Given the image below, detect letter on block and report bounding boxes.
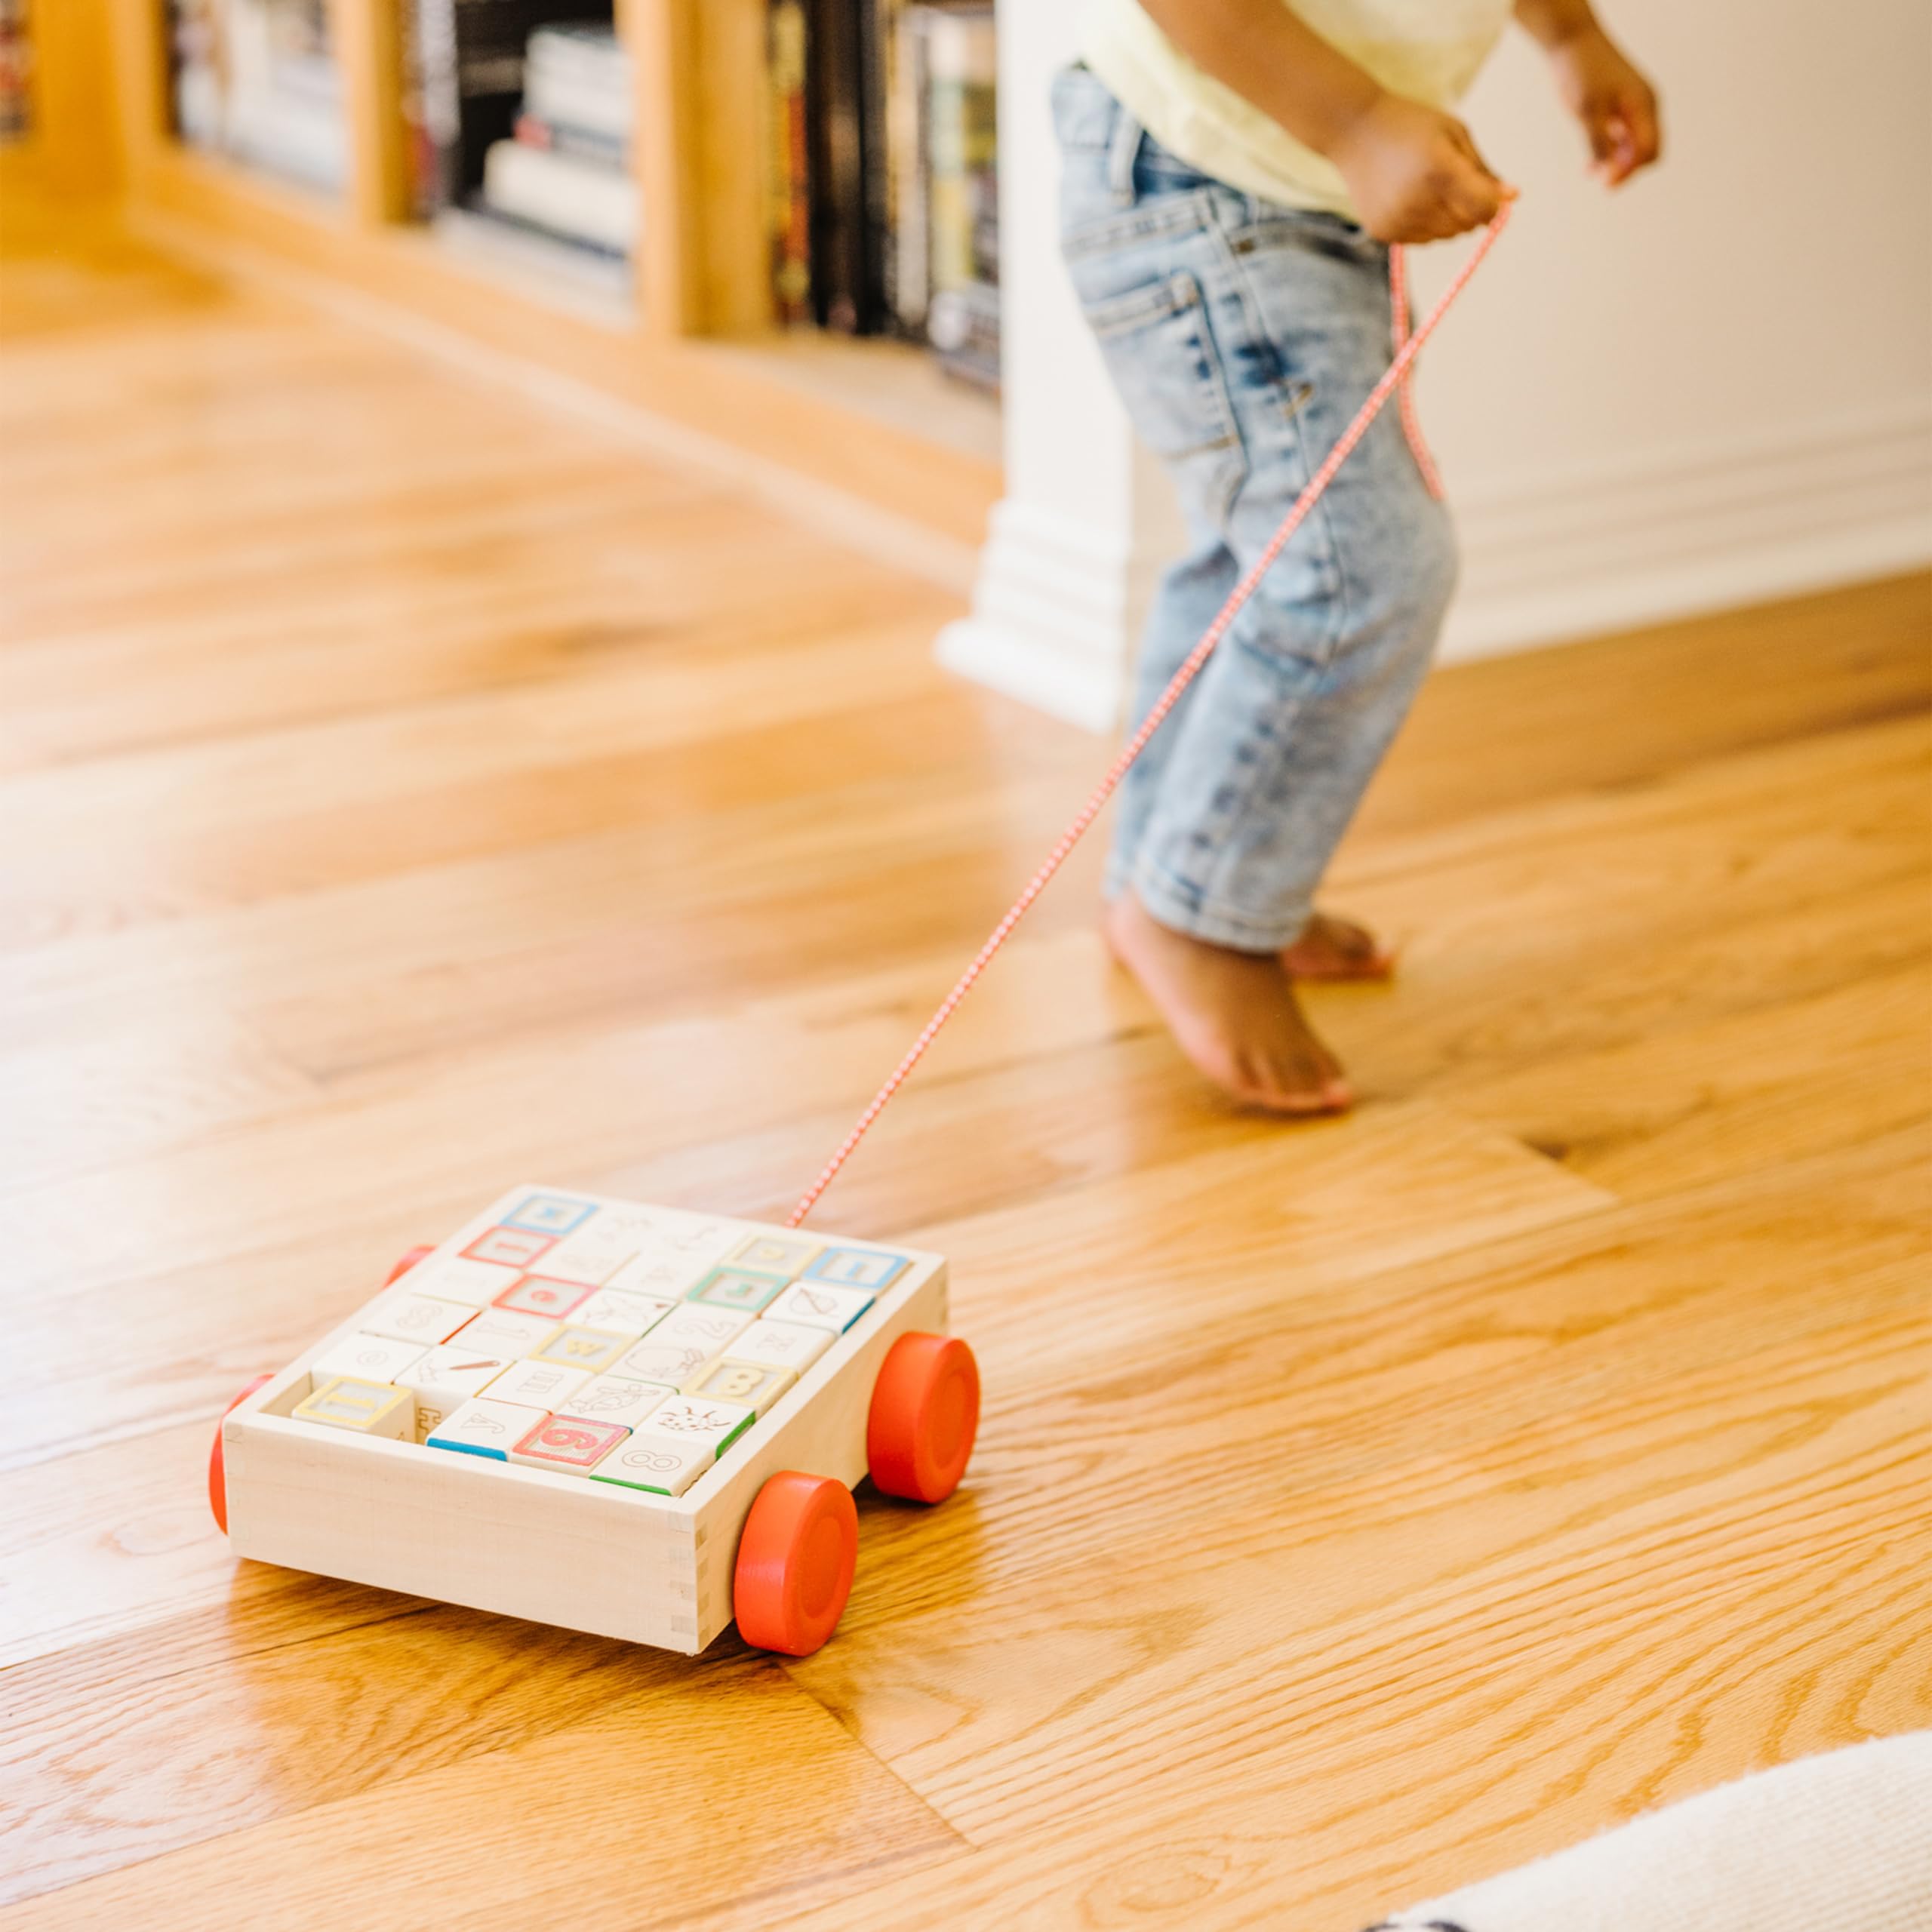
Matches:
[400,1347,512,1441]
[805,1245,910,1291]
[492,1275,593,1321]
[293,1377,414,1439]
[561,1374,675,1429]
[768,1280,875,1334]
[590,1431,713,1497]
[726,1232,822,1278]
[502,1192,598,1236]
[722,1318,833,1377]
[453,1309,561,1358]
[682,1358,796,1416]
[461,1226,558,1269]
[309,1332,427,1391]
[426,1396,543,1460]
[363,1289,475,1348]
[530,1326,632,1376]
[570,1288,673,1339]
[687,1266,789,1315]
[488,1358,593,1411]
[651,1304,755,1356]
[509,1414,629,1474]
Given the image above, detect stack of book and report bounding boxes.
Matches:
[478,23,637,258]
[170,0,349,192]
[768,0,998,388]
[0,0,29,143]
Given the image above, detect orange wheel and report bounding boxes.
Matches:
[386,1244,435,1286]
[867,1332,979,1504]
[208,1374,275,1535]
[733,1472,858,1656]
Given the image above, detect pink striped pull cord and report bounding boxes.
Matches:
[1388,242,1448,500]
[786,201,1514,1228]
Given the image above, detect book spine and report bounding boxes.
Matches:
[767,0,811,325]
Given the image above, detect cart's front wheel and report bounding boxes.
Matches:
[868,1333,979,1504]
[386,1244,435,1285]
[208,1374,275,1535]
[733,1471,858,1656]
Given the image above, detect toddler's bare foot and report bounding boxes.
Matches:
[1105,893,1354,1115]
[1281,911,1394,981]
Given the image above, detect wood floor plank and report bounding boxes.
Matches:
[5,208,1926,1932]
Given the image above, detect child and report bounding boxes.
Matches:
[1060,0,1659,1112]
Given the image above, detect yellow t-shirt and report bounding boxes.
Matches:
[1079,0,1512,220]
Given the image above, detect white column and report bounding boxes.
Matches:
[934,0,1181,734]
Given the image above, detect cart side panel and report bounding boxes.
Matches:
[226,1412,705,1651]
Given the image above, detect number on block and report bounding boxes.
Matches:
[509,1415,629,1472]
[681,1358,796,1415]
[590,1431,714,1496]
[362,1290,476,1348]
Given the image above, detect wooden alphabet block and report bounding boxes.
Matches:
[500,1192,598,1237]
[570,1288,674,1339]
[393,1256,525,1307]
[363,1289,477,1349]
[292,1377,414,1439]
[491,1274,593,1321]
[721,1318,833,1377]
[686,1266,788,1315]
[308,1332,427,1391]
[589,1430,714,1497]
[725,1231,822,1278]
[681,1358,796,1416]
[768,1279,876,1334]
[531,1208,653,1284]
[460,1226,559,1270]
[488,1358,594,1411]
[399,1346,513,1442]
[508,1414,629,1474]
[603,1244,720,1300]
[451,1308,561,1358]
[650,1303,756,1361]
[561,1374,675,1429]
[611,1339,711,1389]
[426,1396,545,1461]
[804,1244,911,1291]
[635,1395,755,1456]
[529,1325,632,1377]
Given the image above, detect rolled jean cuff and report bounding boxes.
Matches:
[1126,856,1312,953]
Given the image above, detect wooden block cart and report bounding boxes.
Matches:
[208,1185,979,1656]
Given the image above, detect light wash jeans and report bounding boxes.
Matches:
[1054,66,1457,952]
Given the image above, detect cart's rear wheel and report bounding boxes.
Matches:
[208,1374,275,1535]
[386,1244,435,1285]
[867,1333,979,1504]
[733,1471,858,1656]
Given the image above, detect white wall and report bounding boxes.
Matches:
[945,0,1932,726]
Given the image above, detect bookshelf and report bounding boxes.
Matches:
[63,0,999,555]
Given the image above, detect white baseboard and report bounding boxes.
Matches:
[942,406,1931,729]
[1441,405,1932,659]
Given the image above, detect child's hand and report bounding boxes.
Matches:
[1546,26,1660,185]
[1327,94,1511,245]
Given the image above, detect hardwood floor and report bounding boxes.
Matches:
[2,216,1927,1932]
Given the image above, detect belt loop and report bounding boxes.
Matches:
[1105,104,1143,207]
